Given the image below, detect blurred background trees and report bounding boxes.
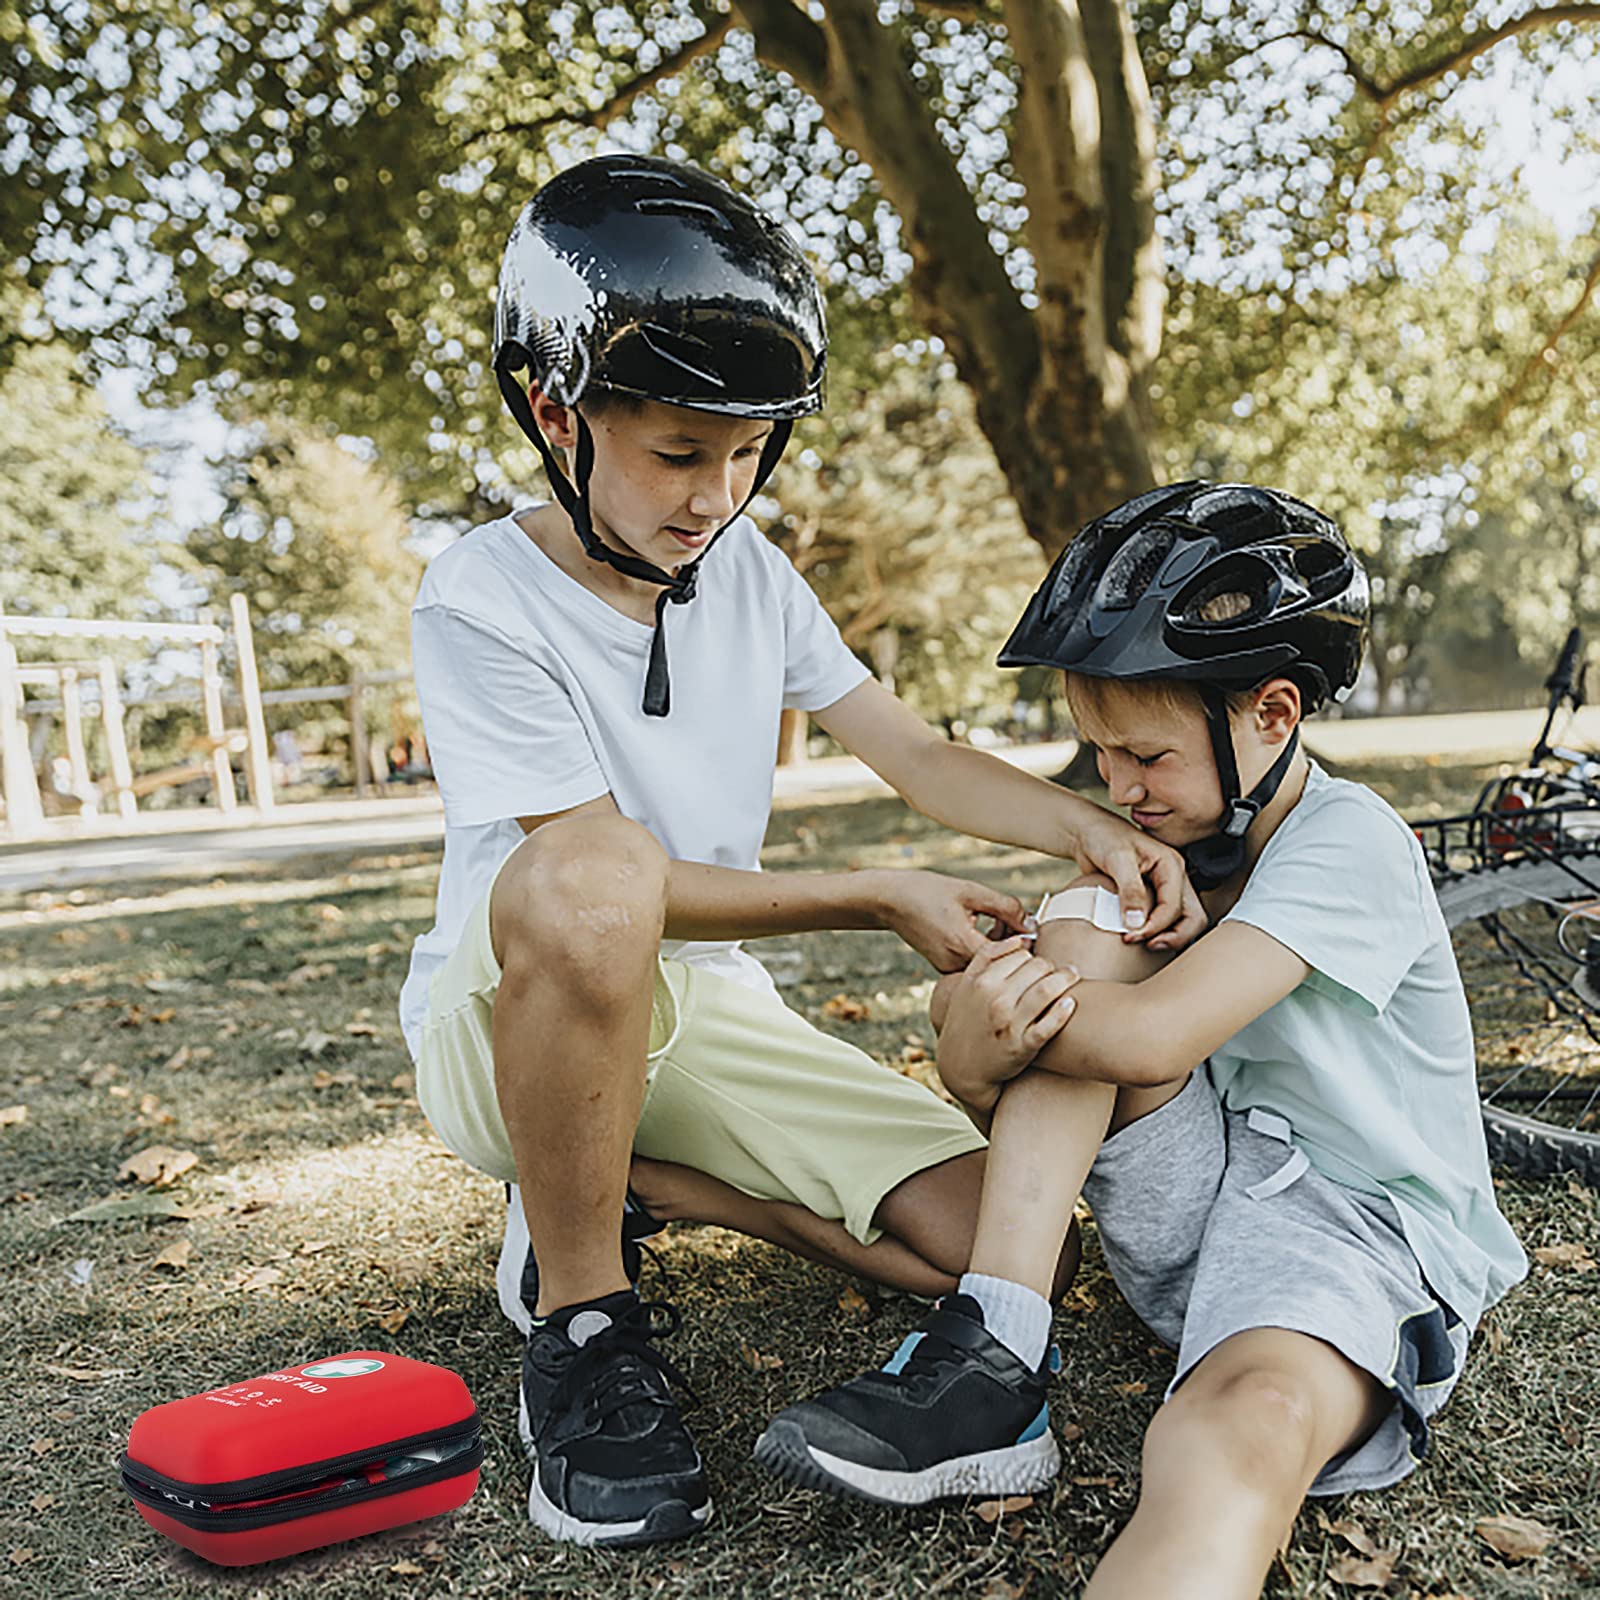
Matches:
[3,0,1597,724]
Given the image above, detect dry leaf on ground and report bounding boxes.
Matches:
[0,1105,28,1128]
[389,1559,424,1575]
[1319,1515,1377,1556]
[45,1365,130,1382]
[153,1239,193,1271]
[837,1285,871,1320]
[974,1495,1034,1523]
[1113,1380,1146,1396]
[117,1146,198,1187]
[225,1265,284,1294]
[740,1342,783,1372]
[1329,1549,1395,1589]
[1531,1242,1597,1272]
[822,993,871,1022]
[1475,1513,1554,1560]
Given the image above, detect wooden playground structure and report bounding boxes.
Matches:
[0,595,276,843]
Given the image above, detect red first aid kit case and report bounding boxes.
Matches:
[120,1351,482,1566]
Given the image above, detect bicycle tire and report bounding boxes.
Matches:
[1436,852,1600,1184]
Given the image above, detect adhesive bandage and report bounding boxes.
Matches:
[1035,885,1135,934]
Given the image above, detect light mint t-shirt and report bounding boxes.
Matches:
[1213,761,1527,1327]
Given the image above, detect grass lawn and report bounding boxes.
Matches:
[1,754,1596,1598]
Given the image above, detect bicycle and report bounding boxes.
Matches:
[1412,628,1600,1183]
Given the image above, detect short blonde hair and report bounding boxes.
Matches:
[1062,672,1254,748]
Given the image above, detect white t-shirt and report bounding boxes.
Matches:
[1215,761,1528,1327]
[397,510,871,1059]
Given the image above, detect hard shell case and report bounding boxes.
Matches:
[120,1350,482,1566]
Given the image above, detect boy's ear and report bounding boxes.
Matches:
[527,383,578,450]
[1253,677,1302,744]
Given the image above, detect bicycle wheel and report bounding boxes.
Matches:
[1436,851,1600,1184]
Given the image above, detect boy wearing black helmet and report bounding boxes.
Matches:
[398,157,1204,1550]
[758,483,1526,1597]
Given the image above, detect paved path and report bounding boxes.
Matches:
[4,705,1595,895]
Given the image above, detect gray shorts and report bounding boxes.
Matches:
[1081,1069,1471,1495]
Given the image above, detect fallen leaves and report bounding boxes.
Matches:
[222,1265,284,1294]
[64,1193,221,1223]
[1531,1241,1597,1272]
[974,1495,1034,1523]
[1475,1512,1554,1561]
[837,1285,871,1321]
[0,1105,28,1128]
[117,1146,198,1187]
[740,1341,783,1372]
[822,993,871,1022]
[152,1238,193,1272]
[1319,1514,1399,1588]
[44,1364,131,1382]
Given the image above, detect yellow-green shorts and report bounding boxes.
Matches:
[415,880,986,1246]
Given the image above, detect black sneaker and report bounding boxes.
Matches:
[753,1294,1060,1506]
[498,1184,664,1334]
[519,1289,712,1546]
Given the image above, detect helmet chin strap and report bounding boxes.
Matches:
[1181,685,1300,891]
[495,355,791,716]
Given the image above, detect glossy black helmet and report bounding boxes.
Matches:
[491,155,827,718]
[494,153,826,420]
[998,480,1369,712]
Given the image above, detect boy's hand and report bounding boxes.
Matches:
[1067,807,1207,952]
[933,936,1080,1117]
[874,870,1034,973]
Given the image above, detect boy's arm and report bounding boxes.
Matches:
[517,795,1030,970]
[1030,921,1311,1087]
[811,678,1205,949]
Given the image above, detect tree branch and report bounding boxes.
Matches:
[1493,247,1600,431]
[461,9,734,148]
[1377,4,1600,107]
[1228,6,1600,111]
[728,0,830,86]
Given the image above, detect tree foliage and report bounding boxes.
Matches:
[184,426,422,688]
[0,307,158,627]
[4,0,1599,710]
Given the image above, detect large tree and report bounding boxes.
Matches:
[7,1,1596,552]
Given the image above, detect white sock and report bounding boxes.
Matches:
[959,1272,1051,1370]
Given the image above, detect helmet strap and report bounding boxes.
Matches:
[1182,685,1300,891]
[497,348,796,717]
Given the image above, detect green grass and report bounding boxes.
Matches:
[1,758,1597,1597]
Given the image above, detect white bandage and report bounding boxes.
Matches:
[1035,884,1135,934]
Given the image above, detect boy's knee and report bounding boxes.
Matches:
[492,814,668,965]
[1148,1365,1320,1495]
[1035,873,1170,984]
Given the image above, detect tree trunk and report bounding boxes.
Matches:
[735,0,1163,558]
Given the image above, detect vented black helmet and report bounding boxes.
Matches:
[1000,482,1370,890]
[998,481,1368,712]
[492,155,827,718]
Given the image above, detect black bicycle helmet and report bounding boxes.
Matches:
[494,154,827,716]
[999,481,1370,887]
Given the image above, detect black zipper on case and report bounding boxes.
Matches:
[120,1411,481,1506]
[121,1432,483,1532]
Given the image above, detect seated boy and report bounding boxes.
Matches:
[756,482,1528,1598]
[400,156,1203,1551]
